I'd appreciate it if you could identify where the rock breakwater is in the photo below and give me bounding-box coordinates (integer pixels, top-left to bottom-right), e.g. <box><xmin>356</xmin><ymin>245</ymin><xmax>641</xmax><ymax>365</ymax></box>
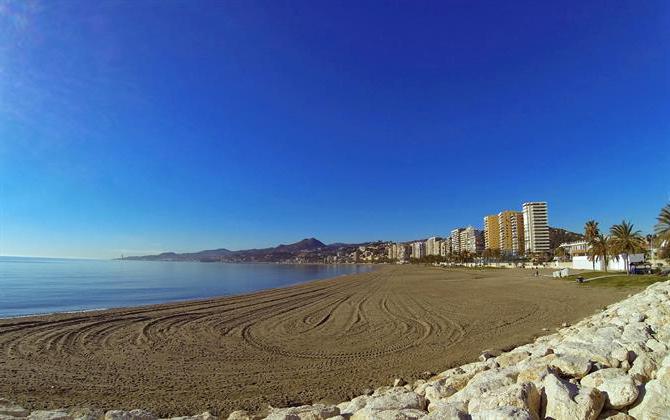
<box><xmin>2</xmin><ymin>280</ymin><xmax>669</xmax><ymax>420</ymax></box>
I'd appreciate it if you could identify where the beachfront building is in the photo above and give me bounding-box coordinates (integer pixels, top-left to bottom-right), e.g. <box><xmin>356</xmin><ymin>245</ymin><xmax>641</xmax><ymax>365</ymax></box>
<box><xmin>523</xmin><ymin>201</ymin><xmax>550</xmax><ymax>254</ymax></box>
<box><xmin>411</xmin><ymin>241</ymin><xmax>425</xmax><ymax>259</ymax></box>
<box><xmin>483</xmin><ymin>215</ymin><xmax>500</xmax><ymax>251</ymax></box>
<box><xmin>558</xmin><ymin>240</ymin><xmax>589</xmax><ymax>257</ymax></box>
<box><xmin>461</xmin><ymin>226</ymin><xmax>484</xmax><ymax>254</ymax></box>
<box><xmin>387</xmin><ymin>243</ymin><xmax>411</xmax><ymax>261</ymax></box>
<box><xmin>498</xmin><ymin>210</ymin><xmax>518</xmax><ymax>254</ymax></box>
<box><xmin>511</xmin><ymin>212</ymin><xmax>525</xmax><ymax>255</ymax></box>
<box><xmin>425</xmin><ymin>237</ymin><xmax>442</xmax><ymax>256</ymax></box>
<box><xmin>450</xmin><ymin>228</ymin><xmax>465</xmax><ymax>254</ymax></box>
<box><xmin>439</xmin><ymin>240</ymin><xmax>450</xmax><ymax>257</ymax></box>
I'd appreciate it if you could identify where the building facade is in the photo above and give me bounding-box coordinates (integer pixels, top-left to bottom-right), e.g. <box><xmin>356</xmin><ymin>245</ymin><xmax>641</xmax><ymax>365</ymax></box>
<box><xmin>498</xmin><ymin>210</ymin><xmax>518</xmax><ymax>254</ymax></box>
<box><xmin>483</xmin><ymin>215</ymin><xmax>500</xmax><ymax>250</ymax></box>
<box><xmin>425</xmin><ymin>237</ymin><xmax>442</xmax><ymax>256</ymax></box>
<box><xmin>411</xmin><ymin>241</ymin><xmax>425</xmax><ymax>259</ymax></box>
<box><xmin>510</xmin><ymin>212</ymin><xmax>525</xmax><ymax>255</ymax></box>
<box><xmin>461</xmin><ymin>226</ymin><xmax>484</xmax><ymax>254</ymax></box>
<box><xmin>450</xmin><ymin>228</ymin><xmax>465</xmax><ymax>254</ymax></box>
<box><xmin>523</xmin><ymin>201</ymin><xmax>550</xmax><ymax>253</ymax></box>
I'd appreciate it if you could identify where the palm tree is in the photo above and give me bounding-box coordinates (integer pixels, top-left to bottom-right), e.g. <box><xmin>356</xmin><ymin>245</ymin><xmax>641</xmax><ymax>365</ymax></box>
<box><xmin>584</xmin><ymin>220</ymin><xmax>600</xmax><ymax>270</ymax></box>
<box><xmin>655</xmin><ymin>205</ymin><xmax>670</xmax><ymax>260</ymax></box>
<box><xmin>590</xmin><ymin>234</ymin><xmax>612</xmax><ymax>272</ymax></box>
<box><xmin>610</xmin><ymin>221</ymin><xmax>646</xmax><ymax>274</ymax></box>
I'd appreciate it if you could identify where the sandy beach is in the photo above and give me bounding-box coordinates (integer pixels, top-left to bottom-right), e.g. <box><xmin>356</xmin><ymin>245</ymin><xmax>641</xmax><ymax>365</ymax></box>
<box><xmin>0</xmin><ymin>266</ymin><xmax>635</xmax><ymax>417</ymax></box>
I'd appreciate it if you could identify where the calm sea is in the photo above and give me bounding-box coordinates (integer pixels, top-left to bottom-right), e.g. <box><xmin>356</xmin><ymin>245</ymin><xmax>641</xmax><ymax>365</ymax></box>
<box><xmin>0</xmin><ymin>257</ymin><xmax>374</xmax><ymax>318</ymax></box>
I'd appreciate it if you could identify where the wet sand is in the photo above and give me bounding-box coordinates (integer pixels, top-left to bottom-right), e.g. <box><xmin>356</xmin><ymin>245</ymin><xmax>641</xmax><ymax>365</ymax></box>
<box><xmin>0</xmin><ymin>266</ymin><xmax>633</xmax><ymax>416</ymax></box>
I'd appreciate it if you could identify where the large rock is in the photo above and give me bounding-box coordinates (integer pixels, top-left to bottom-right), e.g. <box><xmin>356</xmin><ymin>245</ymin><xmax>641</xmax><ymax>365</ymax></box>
<box><xmin>350</xmin><ymin>408</ymin><xmax>426</xmax><ymax>420</ymax></box>
<box><xmin>0</xmin><ymin>400</ymin><xmax>30</xmax><ymax>418</ymax></box>
<box><xmin>105</xmin><ymin>411</ymin><xmax>156</xmax><ymax>420</ymax></box>
<box><xmin>628</xmin><ymin>366</ymin><xmax>670</xmax><ymax>420</ymax></box>
<box><xmin>467</xmin><ymin>382</ymin><xmax>540</xmax><ymax>420</ymax></box>
<box><xmin>265</xmin><ymin>404</ymin><xmax>340</xmax><ymax>420</ymax></box>
<box><xmin>628</xmin><ymin>353</ymin><xmax>658</xmax><ymax>384</ymax></box>
<box><xmin>542</xmin><ymin>374</ymin><xmax>604</xmax><ymax>420</ymax></box>
<box><xmin>337</xmin><ymin>396</ymin><xmax>369</xmax><ymax>416</ymax></box>
<box><xmin>548</xmin><ymin>354</ymin><xmax>592</xmax><ymax>378</ymax></box>
<box><xmin>448</xmin><ymin>368</ymin><xmax>518</xmax><ymax>404</ymax></box>
<box><xmin>580</xmin><ymin>368</ymin><xmax>638</xmax><ymax>409</ymax></box>
<box><xmin>363</xmin><ymin>388</ymin><xmax>425</xmax><ymax>411</ymax></box>
<box><xmin>424</xmin><ymin>400</ymin><xmax>467</xmax><ymax>419</ymax></box>
<box><xmin>422</xmin><ymin>373</ymin><xmax>471</xmax><ymax>402</ymax></box>
<box><xmin>496</xmin><ymin>352</ymin><xmax>531</xmax><ymax>369</ymax></box>
<box><xmin>28</xmin><ymin>411</ymin><xmax>72</xmax><ymax>420</ymax></box>
<box><xmin>470</xmin><ymin>406</ymin><xmax>535</xmax><ymax>420</ymax></box>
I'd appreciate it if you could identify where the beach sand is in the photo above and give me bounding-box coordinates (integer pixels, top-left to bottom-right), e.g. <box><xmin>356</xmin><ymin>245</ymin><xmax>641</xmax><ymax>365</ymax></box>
<box><xmin>0</xmin><ymin>266</ymin><xmax>634</xmax><ymax>416</ymax></box>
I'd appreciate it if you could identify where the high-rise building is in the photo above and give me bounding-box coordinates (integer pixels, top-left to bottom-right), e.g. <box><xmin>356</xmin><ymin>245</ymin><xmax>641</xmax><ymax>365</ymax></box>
<box><xmin>483</xmin><ymin>215</ymin><xmax>500</xmax><ymax>250</ymax></box>
<box><xmin>411</xmin><ymin>241</ymin><xmax>425</xmax><ymax>259</ymax></box>
<box><xmin>511</xmin><ymin>212</ymin><xmax>525</xmax><ymax>255</ymax></box>
<box><xmin>425</xmin><ymin>237</ymin><xmax>442</xmax><ymax>256</ymax></box>
<box><xmin>523</xmin><ymin>201</ymin><xmax>550</xmax><ymax>254</ymax></box>
<box><xmin>450</xmin><ymin>228</ymin><xmax>465</xmax><ymax>254</ymax></box>
<box><xmin>461</xmin><ymin>226</ymin><xmax>484</xmax><ymax>254</ymax></box>
<box><xmin>498</xmin><ymin>210</ymin><xmax>518</xmax><ymax>254</ymax></box>
<box><xmin>439</xmin><ymin>240</ymin><xmax>450</xmax><ymax>257</ymax></box>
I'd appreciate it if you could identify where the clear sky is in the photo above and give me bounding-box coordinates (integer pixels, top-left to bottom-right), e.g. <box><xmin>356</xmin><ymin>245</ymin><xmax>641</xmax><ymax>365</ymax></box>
<box><xmin>1</xmin><ymin>1</ymin><xmax>668</xmax><ymax>259</ymax></box>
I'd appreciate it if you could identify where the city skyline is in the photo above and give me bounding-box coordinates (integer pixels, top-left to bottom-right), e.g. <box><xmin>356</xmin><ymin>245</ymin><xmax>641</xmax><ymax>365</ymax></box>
<box><xmin>1</xmin><ymin>1</ymin><xmax>669</xmax><ymax>259</ymax></box>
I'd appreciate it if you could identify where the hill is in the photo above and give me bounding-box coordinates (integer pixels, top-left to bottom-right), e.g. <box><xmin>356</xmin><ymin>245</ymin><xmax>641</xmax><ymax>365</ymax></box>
<box><xmin>549</xmin><ymin>226</ymin><xmax>584</xmax><ymax>250</ymax></box>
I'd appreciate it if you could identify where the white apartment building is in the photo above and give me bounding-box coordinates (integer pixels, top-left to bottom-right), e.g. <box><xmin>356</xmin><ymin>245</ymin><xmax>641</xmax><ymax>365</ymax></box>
<box><xmin>523</xmin><ymin>201</ymin><xmax>550</xmax><ymax>253</ymax></box>
<box><xmin>450</xmin><ymin>228</ymin><xmax>465</xmax><ymax>254</ymax></box>
<box><xmin>411</xmin><ymin>241</ymin><xmax>425</xmax><ymax>259</ymax></box>
<box><xmin>461</xmin><ymin>226</ymin><xmax>484</xmax><ymax>254</ymax></box>
<box><xmin>425</xmin><ymin>237</ymin><xmax>442</xmax><ymax>256</ymax></box>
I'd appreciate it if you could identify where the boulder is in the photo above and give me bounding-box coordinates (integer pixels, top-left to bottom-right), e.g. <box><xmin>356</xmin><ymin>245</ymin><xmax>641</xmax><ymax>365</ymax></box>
<box><xmin>548</xmin><ymin>354</ymin><xmax>592</xmax><ymax>378</ymax></box>
<box><xmin>264</xmin><ymin>404</ymin><xmax>340</xmax><ymax>420</ymax></box>
<box><xmin>104</xmin><ymin>411</ymin><xmax>156</xmax><ymax>420</ymax></box>
<box><xmin>337</xmin><ymin>396</ymin><xmax>369</xmax><ymax>416</ymax></box>
<box><xmin>425</xmin><ymin>400</ymin><xmax>467</xmax><ymax>416</ymax></box>
<box><xmin>470</xmin><ymin>406</ymin><xmax>535</xmax><ymax>420</ymax></box>
<box><xmin>448</xmin><ymin>368</ymin><xmax>518</xmax><ymax>404</ymax></box>
<box><xmin>226</xmin><ymin>411</ymin><xmax>252</xmax><ymax>420</ymax></box>
<box><xmin>543</xmin><ymin>374</ymin><xmax>604</xmax><ymax>420</ymax></box>
<box><xmin>0</xmin><ymin>400</ymin><xmax>30</xmax><ymax>418</ymax></box>
<box><xmin>28</xmin><ymin>412</ymin><xmax>72</xmax><ymax>420</ymax></box>
<box><xmin>580</xmin><ymin>368</ymin><xmax>639</xmax><ymax>409</ymax></box>
<box><xmin>628</xmin><ymin>353</ymin><xmax>658</xmax><ymax>384</ymax></box>
<box><xmin>422</xmin><ymin>373</ymin><xmax>471</xmax><ymax>402</ymax></box>
<box><xmin>350</xmin><ymin>408</ymin><xmax>426</xmax><ymax>420</ymax></box>
<box><xmin>628</xmin><ymin>366</ymin><xmax>670</xmax><ymax>420</ymax></box>
<box><xmin>467</xmin><ymin>382</ymin><xmax>540</xmax><ymax>420</ymax></box>
<box><xmin>364</xmin><ymin>388</ymin><xmax>425</xmax><ymax>411</ymax></box>
<box><xmin>597</xmin><ymin>410</ymin><xmax>634</xmax><ymax>420</ymax></box>
<box><xmin>496</xmin><ymin>352</ymin><xmax>531</xmax><ymax>369</ymax></box>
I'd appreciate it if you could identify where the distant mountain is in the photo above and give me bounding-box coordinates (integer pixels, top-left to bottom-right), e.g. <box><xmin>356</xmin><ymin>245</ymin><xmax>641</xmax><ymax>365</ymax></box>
<box><xmin>123</xmin><ymin>238</ymin><xmax>325</xmax><ymax>262</ymax></box>
<box><xmin>549</xmin><ymin>227</ymin><xmax>584</xmax><ymax>250</ymax></box>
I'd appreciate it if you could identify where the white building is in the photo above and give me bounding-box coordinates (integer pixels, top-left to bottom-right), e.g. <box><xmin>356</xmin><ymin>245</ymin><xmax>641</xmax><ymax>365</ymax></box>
<box><xmin>460</xmin><ymin>226</ymin><xmax>484</xmax><ymax>254</ymax></box>
<box><xmin>425</xmin><ymin>237</ymin><xmax>442</xmax><ymax>256</ymax></box>
<box><xmin>411</xmin><ymin>242</ymin><xmax>425</xmax><ymax>259</ymax></box>
<box><xmin>451</xmin><ymin>228</ymin><xmax>465</xmax><ymax>254</ymax></box>
<box><xmin>522</xmin><ymin>201</ymin><xmax>550</xmax><ymax>254</ymax></box>
<box><xmin>572</xmin><ymin>254</ymin><xmax>645</xmax><ymax>271</ymax></box>
<box><xmin>558</xmin><ymin>240</ymin><xmax>589</xmax><ymax>257</ymax></box>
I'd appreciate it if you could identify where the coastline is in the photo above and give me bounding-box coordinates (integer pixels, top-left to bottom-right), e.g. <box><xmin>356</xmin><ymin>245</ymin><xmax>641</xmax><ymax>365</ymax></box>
<box><xmin>0</xmin><ymin>266</ymin><xmax>636</xmax><ymax>417</ymax></box>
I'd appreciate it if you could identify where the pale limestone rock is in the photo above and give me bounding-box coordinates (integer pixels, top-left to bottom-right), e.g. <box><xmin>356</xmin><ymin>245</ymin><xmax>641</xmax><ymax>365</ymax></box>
<box><xmin>629</xmin><ymin>352</ymin><xmax>658</xmax><ymax>384</ymax></box>
<box><xmin>422</xmin><ymin>373</ymin><xmax>471</xmax><ymax>402</ymax></box>
<box><xmin>104</xmin><ymin>411</ymin><xmax>156</xmax><ymax>420</ymax></box>
<box><xmin>496</xmin><ymin>352</ymin><xmax>531</xmax><ymax>369</ymax></box>
<box><xmin>226</xmin><ymin>411</ymin><xmax>251</xmax><ymax>420</ymax></box>
<box><xmin>265</xmin><ymin>404</ymin><xmax>340</xmax><ymax>420</ymax></box>
<box><xmin>393</xmin><ymin>378</ymin><xmax>407</xmax><ymax>387</ymax></box>
<box><xmin>597</xmin><ymin>410</ymin><xmax>634</xmax><ymax>420</ymax></box>
<box><xmin>426</xmin><ymin>399</ymin><xmax>466</xmax><ymax>414</ymax></box>
<box><xmin>28</xmin><ymin>412</ymin><xmax>72</xmax><ymax>420</ymax></box>
<box><xmin>645</xmin><ymin>338</ymin><xmax>668</xmax><ymax>353</ymax></box>
<box><xmin>470</xmin><ymin>406</ymin><xmax>534</xmax><ymax>420</ymax></box>
<box><xmin>543</xmin><ymin>374</ymin><xmax>604</xmax><ymax>420</ymax></box>
<box><xmin>423</xmin><ymin>402</ymin><xmax>468</xmax><ymax>419</ymax></box>
<box><xmin>627</xmin><ymin>375</ymin><xmax>670</xmax><ymax>420</ymax></box>
<box><xmin>610</xmin><ymin>348</ymin><xmax>634</xmax><ymax>364</ymax></box>
<box><xmin>364</xmin><ymin>388</ymin><xmax>425</xmax><ymax>411</ymax></box>
<box><xmin>467</xmin><ymin>382</ymin><xmax>540</xmax><ymax>420</ymax></box>
<box><xmin>337</xmin><ymin>396</ymin><xmax>369</xmax><ymax>416</ymax></box>
<box><xmin>580</xmin><ymin>368</ymin><xmax>639</xmax><ymax>409</ymax></box>
<box><xmin>0</xmin><ymin>400</ymin><xmax>30</xmax><ymax>418</ymax></box>
<box><xmin>169</xmin><ymin>413</ymin><xmax>217</xmax><ymax>420</ymax></box>
<box><xmin>350</xmin><ymin>408</ymin><xmax>426</xmax><ymax>420</ymax></box>
<box><xmin>448</xmin><ymin>368</ymin><xmax>518</xmax><ymax>404</ymax></box>
<box><xmin>70</xmin><ymin>408</ymin><xmax>105</xmax><ymax>420</ymax></box>
<box><xmin>548</xmin><ymin>354</ymin><xmax>592</xmax><ymax>378</ymax></box>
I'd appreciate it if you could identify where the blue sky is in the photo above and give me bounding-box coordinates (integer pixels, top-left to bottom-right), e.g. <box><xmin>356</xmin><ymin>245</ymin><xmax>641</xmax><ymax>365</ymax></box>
<box><xmin>1</xmin><ymin>1</ymin><xmax>668</xmax><ymax>258</ymax></box>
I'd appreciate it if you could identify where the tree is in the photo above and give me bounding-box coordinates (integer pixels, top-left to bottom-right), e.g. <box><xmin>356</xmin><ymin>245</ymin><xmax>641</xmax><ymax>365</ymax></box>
<box><xmin>584</xmin><ymin>220</ymin><xmax>600</xmax><ymax>270</ymax></box>
<box><xmin>590</xmin><ymin>234</ymin><xmax>612</xmax><ymax>272</ymax></box>
<box><xmin>610</xmin><ymin>221</ymin><xmax>646</xmax><ymax>274</ymax></box>
<box><xmin>655</xmin><ymin>204</ymin><xmax>670</xmax><ymax>261</ymax></box>
<box><xmin>554</xmin><ymin>247</ymin><xmax>567</xmax><ymax>262</ymax></box>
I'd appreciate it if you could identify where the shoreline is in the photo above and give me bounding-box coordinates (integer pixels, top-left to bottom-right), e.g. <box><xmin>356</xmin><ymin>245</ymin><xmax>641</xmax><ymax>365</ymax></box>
<box><xmin>0</xmin><ymin>266</ymin><xmax>637</xmax><ymax>417</ymax></box>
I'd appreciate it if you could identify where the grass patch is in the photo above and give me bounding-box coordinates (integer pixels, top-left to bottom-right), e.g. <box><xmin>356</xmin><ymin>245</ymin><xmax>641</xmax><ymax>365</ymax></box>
<box><xmin>584</xmin><ymin>275</ymin><xmax>667</xmax><ymax>288</ymax></box>
<box><xmin>562</xmin><ymin>271</ymin><xmax>623</xmax><ymax>281</ymax></box>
